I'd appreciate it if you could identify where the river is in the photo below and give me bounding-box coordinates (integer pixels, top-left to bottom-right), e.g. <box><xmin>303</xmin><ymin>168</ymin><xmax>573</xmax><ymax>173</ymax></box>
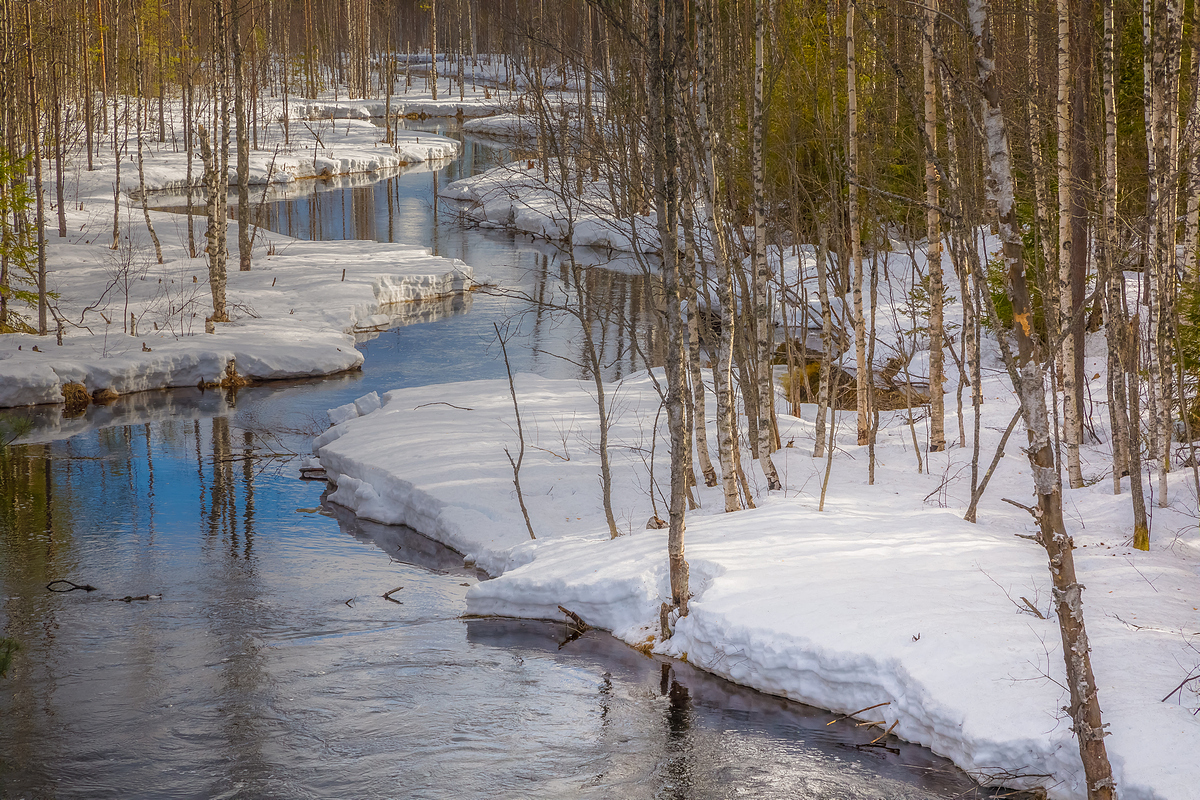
<box><xmin>0</xmin><ymin>120</ymin><xmax>1011</xmax><ymax>799</ymax></box>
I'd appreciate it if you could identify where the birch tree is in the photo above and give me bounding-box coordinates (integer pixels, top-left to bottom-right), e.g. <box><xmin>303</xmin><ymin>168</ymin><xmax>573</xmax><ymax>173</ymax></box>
<box><xmin>924</xmin><ymin>0</ymin><xmax>944</xmax><ymax>453</ymax></box>
<box><xmin>1057</xmin><ymin>0</ymin><xmax>1084</xmax><ymax>487</ymax></box>
<box><xmin>751</xmin><ymin>0</ymin><xmax>782</xmax><ymax>488</ymax></box>
<box><xmin>967</xmin><ymin>0</ymin><xmax>1116</xmax><ymax>793</ymax></box>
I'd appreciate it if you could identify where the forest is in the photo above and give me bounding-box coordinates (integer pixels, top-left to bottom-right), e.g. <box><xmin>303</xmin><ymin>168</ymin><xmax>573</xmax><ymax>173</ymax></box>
<box><xmin>3</xmin><ymin>0</ymin><xmax>1200</xmax><ymax>797</ymax></box>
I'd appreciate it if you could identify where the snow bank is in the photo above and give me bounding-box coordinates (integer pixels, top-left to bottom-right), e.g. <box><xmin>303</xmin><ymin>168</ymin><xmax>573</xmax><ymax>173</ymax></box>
<box><xmin>0</xmin><ymin>86</ymin><xmax>486</xmax><ymax>409</ymax></box>
<box><xmin>441</xmin><ymin>161</ymin><xmax>658</xmax><ymax>252</ymax></box>
<box><xmin>78</xmin><ymin>114</ymin><xmax>458</xmax><ymax>200</ymax></box>
<box><xmin>313</xmin><ymin>370</ymin><xmax>1200</xmax><ymax>800</ymax></box>
<box><xmin>0</xmin><ymin>197</ymin><xmax>480</xmax><ymax>408</ymax></box>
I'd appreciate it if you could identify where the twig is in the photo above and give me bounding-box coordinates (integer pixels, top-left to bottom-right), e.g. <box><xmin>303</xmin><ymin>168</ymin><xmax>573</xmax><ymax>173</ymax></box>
<box><xmin>1123</xmin><ymin>556</ymin><xmax>1161</xmax><ymax>593</ymax></box>
<box><xmin>1020</xmin><ymin>596</ymin><xmax>1047</xmax><ymax>620</ymax></box>
<box><xmin>827</xmin><ymin>701</ymin><xmax>891</xmax><ymax>725</ymax></box>
<box><xmin>46</xmin><ymin>579</ymin><xmax>97</xmax><ymax>592</ymax></box>
<box><xmin>495</xmin><ymin>322</ymin><xmax>536</xmax><ymax>540</ymax></box>
<box><xmin>1001</xmin><ymin>497</ymin><xmax>1040</xmax><ymax>519</ymax></box>
<box><xmin>964</xmin><ymin>407</ymin><xmax>1022</xmax><ymax>522</ymax></box>
<box><xmin>1162</xmin><ymin>672</ymin><xmax>1200</xmax><ymax>703</ymax></box>
<box><xmin>413</xmin><ymin>402</ymin><xmax>474</xmax><ymax>411</ymax></box>
<box><xmin>868</xmin><ymin>720</ymin><xmax>899</xmax><ymax>745</ymax></box>
<box><xmin>558</xmin><ymin>605</ymin><xmax>590</xmax><ymax>632</ymax></box>
<box><xmin>383</xmin><ymin>586</ymin><xmax>404</xmax><ymax>603</ymax></box>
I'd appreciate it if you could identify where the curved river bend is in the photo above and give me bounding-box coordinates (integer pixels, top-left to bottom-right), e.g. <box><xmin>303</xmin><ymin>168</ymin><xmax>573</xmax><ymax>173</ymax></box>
<box><xmin>0</xmin><ymin>121</ymin><xmax>1012</xmax><ymax>799</ymax></box>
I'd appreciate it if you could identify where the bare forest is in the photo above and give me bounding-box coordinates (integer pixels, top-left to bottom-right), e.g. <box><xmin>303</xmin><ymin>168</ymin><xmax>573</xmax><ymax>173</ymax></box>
<box><xmin>5</xmin><ymin>0</ymin><xmax>1200</xmax><ymax>796</ymax></box>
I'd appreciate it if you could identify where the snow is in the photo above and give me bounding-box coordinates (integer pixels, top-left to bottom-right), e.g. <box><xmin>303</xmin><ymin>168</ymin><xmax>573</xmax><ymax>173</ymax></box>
<box><xmin>15</xmin><ymin>68</ymin><xmax>1200</xmax><ymax>800</ymax></box>
<box><xmin>313</xmin><ymin>369</ymin><xmax>1200</xmax><ymax>799</ymax></box>
<box><xmin>0</xmin><ymin>97</ymin><xmax>481</xmax><ymax>408</ymax></box>
<box><xmin>441</xmin><ymin>160</ymin><xmax>659</xmax><ymax>252</ymax></box>
<box><xmin>309</xmin><ymin>219</ymin><xmax>1200</xmax><ymax>800</ymax></box>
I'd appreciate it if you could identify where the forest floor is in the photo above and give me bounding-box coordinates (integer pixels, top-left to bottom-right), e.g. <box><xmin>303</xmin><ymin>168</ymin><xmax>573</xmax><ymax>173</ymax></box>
<box><xmin>312</xmin><ymin>186</ymin><xmax>1200</xmax><ymax>799</ymax></box>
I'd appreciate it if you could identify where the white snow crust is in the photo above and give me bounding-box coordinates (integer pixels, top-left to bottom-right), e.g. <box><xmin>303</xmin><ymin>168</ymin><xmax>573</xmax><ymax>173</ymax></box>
<box><xmin>314</xmin><ymin>371</ymin><xmax>1200</xmax><ymax>800</ymax></box>
<box><xmin>0</xmin><ymin>102</ymin><xmax>479</xmax><ymax>408</ymax></box>
<box><xmin>312</xmin><ymin>227</ymin><xmax>1200</xmax><ymax>800</ymax></box>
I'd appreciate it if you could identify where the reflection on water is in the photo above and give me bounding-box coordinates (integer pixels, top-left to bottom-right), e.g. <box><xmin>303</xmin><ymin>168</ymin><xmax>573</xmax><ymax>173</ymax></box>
<box><xmin>1</xmin><ymin>120</ymin><xmax>1016</xmax><ymax>799</ymax></box>
<box><xmin>1</xmin><ymin>423</ymin><xmax>1004</xmax><ymax>798</ymax></box>
<box><xmin>148</xmin><ymin>120</ymin><xmax>664</xmax><ymax>386</ymax></box>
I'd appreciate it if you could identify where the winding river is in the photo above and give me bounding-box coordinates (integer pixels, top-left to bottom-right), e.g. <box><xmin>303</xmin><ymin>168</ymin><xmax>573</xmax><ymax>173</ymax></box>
<box><xmin>0</xmin><ymin>121</ymin><xmax>1012</xmax><ymax>799</ymax></box>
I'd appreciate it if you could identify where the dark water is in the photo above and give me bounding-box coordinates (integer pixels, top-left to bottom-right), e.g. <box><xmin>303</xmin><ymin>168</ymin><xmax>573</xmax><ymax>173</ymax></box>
<box><xmin>1</xmin><ymin>122</ymin><xmax>1007</xmax><ymax>799</ymax></box>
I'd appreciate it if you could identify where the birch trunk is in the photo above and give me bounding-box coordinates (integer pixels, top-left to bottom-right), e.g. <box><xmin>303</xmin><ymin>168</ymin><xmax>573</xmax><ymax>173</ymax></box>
<box><xmin>694</xmin><ymin>0</ymin><xmax>741</xmax><ymax>512</ymax></box>
<box><xmin>134</xmin><ymin>5</ymin><xmax>163</xmax><ymax>265</ymax></box>
<box><xmin>651</xmin><ymin>0</ymin><xmax>689</xmax><ymax>617</ymax></box>
<box><xmin>752</xmin><ymin>0</ymin><xmax>781</xmax><ymax>489</ymax></box>
<box><xmin>1026</xmin><ymin>25</ymin><xmax>1058</xmax><ymax>311</ymax></box>
<box><xmin>198</xmin><ymin>124</ymin><xmax>227</xmax><ymax>323</ymax></box>
<box><xmin>430</xmin><ymin>0</ymin><xmax>437</xmax><ymax>101</ymax></box>
<box><xmin>814</xmin><ymin>225</ymin><xmax>834</xmax><ymax>460</ymax></box>
<box><xmin>847</xmin><ymin>1</ymin><xmax>869</xmax><ymax>447</ymax></box>
<box><xmin>1058</xmin><ymin>0</ymin><xmax>1084</xmax><ymax>488</ymax></box>
<box><xmin>1181</xmin><ymin>1</ymin><xmax>1200</xmax><ymax>283</ymax></box>
<box><xmin>1100</xmin><ymin>0</ymin><xmax>1133</xmax><ymax>495</ymax></box>
<box><xmin>681</xmin><ymin>199</ymin><xmax>717</xmax><ymax>488</ymax></box>
<box><xmin>969</xmin><ymin>1</ymin><xmax>1117</xmax><ymax>793</ymax></box>
<box><xmin>24</xmin><ymin>1</ymin><xmax>46</xmax><ymax>335</ymax></box>
<box><xmin>232</xmin><ymin>0</ymin><xmax>251</xmax><ymax>271</ymax></box>
<box><xmin>924</xmin><ymin>0</ymin><xmax>944</xmax><ymax>452</ymax></box>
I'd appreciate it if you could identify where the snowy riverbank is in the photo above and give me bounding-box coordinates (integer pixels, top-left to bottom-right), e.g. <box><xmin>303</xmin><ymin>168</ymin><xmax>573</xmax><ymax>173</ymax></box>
<box><xmin>311</xmin><ymin>369</ymin><xmax>1200</xmax><ymax>800</ymax></box>
<box><xmin>0</xmin><ymin>91</ymin><xmax>488</xmax><ymax>409</ymax></box>
<box><xmin>441</xmin><ymin>159</ymin><xmax>659</xmax><ymax>251</ymax></box>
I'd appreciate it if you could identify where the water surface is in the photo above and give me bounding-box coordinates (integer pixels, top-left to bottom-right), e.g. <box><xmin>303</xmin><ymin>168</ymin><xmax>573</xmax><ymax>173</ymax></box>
<box><xmin>1</xmin><ymin>121</ymin><xmax>1012</xmax><ymax>799</ymax></box>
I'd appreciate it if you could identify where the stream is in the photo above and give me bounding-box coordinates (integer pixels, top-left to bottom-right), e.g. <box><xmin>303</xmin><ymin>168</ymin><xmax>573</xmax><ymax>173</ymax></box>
<box><xmin>0</xmin><ymin>120</ymin><xmax>1010</xmax><ymax>799</ymax></box>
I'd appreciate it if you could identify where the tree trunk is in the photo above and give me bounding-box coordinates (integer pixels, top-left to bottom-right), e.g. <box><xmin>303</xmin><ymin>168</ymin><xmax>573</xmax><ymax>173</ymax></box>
<box><xmin>430</xmin><ymin>0</ymin><xmax>438</xmax><ymax>101</ymax></box>
<box><xmin>1058</xmin><ymin>0</ymin><xmax>1085</xmax><ymax>488</ymax></box>
<box><xmin>232</xmin><ymin>0</ymin><xmax>251</xmax><ymax>271</ymax></box>
<box><xmin>751</xmin><ymin>0</ymin><xmax>781</xmax><ymax>489</ymax></box>
<box><xmin>681</xmin><ymin>199</ymin><xmax>717</xmax><ymax>488</ymax></box>
<box><xmin>694</xmin><ymin>0</ymin><xmax>741</xmax><ymax>512</ymax></box>
<box><xmin>847</xmin><ymin>1</ymin><xmax>869</xmax><ymax>447</ymax></box>
<box><xmin>198</xmin><ymin>124</ymin><xmax>227</xmax><ymax>323</ymax></box>
<box><xmin>968</xmin><ymin>1</ymin><xmax>1117</xmax><ymax>794</ymax></box>
<box><xmin>650</xmin><ymin>0</ymin><xmax>689</xmax><ymax>621</ymax></box>
<box><xmin>134</xmin><ymin>4</ymin><xmax>164</xmax><ymax>264</ymax></box>
<box><xmin>924</xmin><ymin>0</ymin><xmax>944</xmax><ymax>453</ymax></box>
<box><xmin>24</xmin><ymin>1</ymin><xmax>46</xmax><ymax>335</ymax></box>
<box><xmin>814</xmin><ymin>224</ymin><xmax>834</xmax><ymax>460</ymax></box>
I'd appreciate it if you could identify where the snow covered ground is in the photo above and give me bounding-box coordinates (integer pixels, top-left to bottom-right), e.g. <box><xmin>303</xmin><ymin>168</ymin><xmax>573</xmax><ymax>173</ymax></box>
<box><xmin>309</xmin><ymin>231</ymin><xmax>1200</xmax><ymax>799</ymax></box>
<box><xmin>441</xmin><ymin>159</ymin><xmax>658</xmax><ymax>251</ymax></box>
<box><xmin>0</xmin><ymin>102</ymin><xmax>478</xmax><ymax>408</ymax></box>
<box><xmin>312</xmin><ymin>368</ymin><xmax>1200</xmax><ymax>800</ymax></box>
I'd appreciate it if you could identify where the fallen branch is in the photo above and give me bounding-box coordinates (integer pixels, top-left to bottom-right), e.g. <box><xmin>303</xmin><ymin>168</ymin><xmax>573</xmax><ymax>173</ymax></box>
<box><xmin>558</xmin><ymin>605</ymin><xmax>590</xmax><ymax>633</ymax></box>
<box><xmin>46</xmin><ymin>580</ymin><xmax>97</xmax><ymax>593</ymax></box>
<box><xmin>111</xmin><ymin>594</ymin><xmax>161</xmax><ymax>603</ymax></box>
<box><xmin>414</xmin><ymin>402</ymin><xmax>474</xmax><ymax>411</ymax></box>
<box><xmin>868</xmin><ymin>720</ymin><xmax>899</xmax><ymax>745</ymax></box>
<box><xmin>827</xmin><ymin>701</ymin><xmax>891</xmax><ymax>726</ymax></box>
<box><xmin>383</xmin><ymin>586</ymin><xmax>404</xmax><ymax>603</ymax></box>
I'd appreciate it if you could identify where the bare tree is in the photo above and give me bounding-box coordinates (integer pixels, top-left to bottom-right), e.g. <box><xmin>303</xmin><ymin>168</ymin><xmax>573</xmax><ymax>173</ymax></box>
<box><xmin>967</xmin><ymin>0</ymin><xmax>1116</xmax><ymax>794</ymax></box>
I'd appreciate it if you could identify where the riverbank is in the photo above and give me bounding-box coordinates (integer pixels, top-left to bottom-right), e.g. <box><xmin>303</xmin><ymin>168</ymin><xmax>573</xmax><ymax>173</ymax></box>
<box><xmin>311</xmin><ymin>366</ymin><xmax>1200</xmax><ymax>800</ymax></box>
<box><xmin>0</xmin><ymin>97</ymin><xmax>481</xmax><ymax>409</ymax></box>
